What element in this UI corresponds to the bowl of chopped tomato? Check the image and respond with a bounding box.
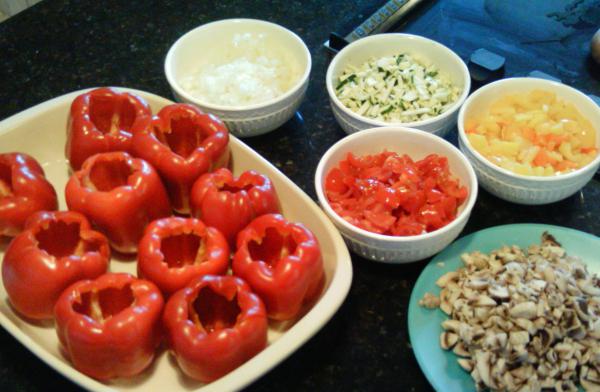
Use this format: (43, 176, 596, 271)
(457, 77, 600, 205)
(315, 127, 478, 263)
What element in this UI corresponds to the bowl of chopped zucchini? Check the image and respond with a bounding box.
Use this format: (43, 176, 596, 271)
(326, 33, 470, 137)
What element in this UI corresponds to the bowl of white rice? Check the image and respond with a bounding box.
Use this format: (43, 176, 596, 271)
(326, 33, 470, 137)
(165, 18, 311, 137)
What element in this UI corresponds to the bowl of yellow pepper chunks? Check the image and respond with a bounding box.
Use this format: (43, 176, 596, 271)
(457, 77, 600, 205)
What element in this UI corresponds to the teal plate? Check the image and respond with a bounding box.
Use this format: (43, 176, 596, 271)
(408, 224, 600, 392)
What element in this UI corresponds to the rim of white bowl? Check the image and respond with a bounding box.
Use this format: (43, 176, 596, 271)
(325, 33, 471, 129)
(165, 18, 312, 112)
(314, 126, 479, 243)
(457, 77, 600, 182)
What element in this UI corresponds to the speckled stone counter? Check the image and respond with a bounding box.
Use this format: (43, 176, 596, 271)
(1, 1, 599, 391)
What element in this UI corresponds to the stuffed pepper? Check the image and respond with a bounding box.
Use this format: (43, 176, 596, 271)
(2, 210, 109, 320)
(54, 273, 164, 380)
(131, 103, 230, 214)
(190, 168, 280, 247)
(137, 217, 230, 295)
(66, 87, 152, 170)
(163, 274, 267, 382)
(65, 151, 171, 254)
(232, 213, 324, 320)
(0, 152, 58, 237)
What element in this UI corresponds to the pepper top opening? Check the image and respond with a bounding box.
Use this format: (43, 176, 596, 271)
(89, 94, 137, 135)
(73, 284, 135, 323)
(248, 227, 298, 268)
(35, 220, 102, 258)
(86, 157, 133, 192)
(219, 181, 256, 194)
(190, 286, 240, 333)
(155, 116, 207, 158)
(0, 160, 13, 197)
(161, 232, 207, 268)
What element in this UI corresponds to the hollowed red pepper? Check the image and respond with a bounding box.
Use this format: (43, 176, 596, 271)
(190, 168, 280, 247)
(54, 273, 164, 380)
(232, 214, 324, 321)
(137, 217, 230, 296)
(163, 274, 267, 382)
(131, 103, 230, 214)
(65, 152, 171, 254)
(66, 87, 152, 170)
(0, 153, 58, 237)
(2, 210, 110, 320)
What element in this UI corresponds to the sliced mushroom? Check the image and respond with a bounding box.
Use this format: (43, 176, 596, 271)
(453, 341, 470, 357)
(457, 358, 474, 372)
(514, 318, 535, 334)
(418, 292, 441, 309)
(544, 266, 557, 283)
(531, 328, 553, 353)
(509, 302, 537, 320)
(475, 351, 497, 389)
(556, 380, 578, 392)
(482, 332, 507, 352)
(436, 271, 459, 288)
(580, 281, 600, 297)
(509, 331, 530, 346)
(581, 366, 600, 392)
(510, 365, 533, 381)
(554, 342, 575, 360)
(467, 277, 490, 290)
(488, 284, 510, 300)
(529, 279, 547, 292)
(468, 295, 496, 307)
(440, 332, 459, 350)
(441, 319, 461, 333)
(542, 231, 561, 247)
(575, 298, 591, 321)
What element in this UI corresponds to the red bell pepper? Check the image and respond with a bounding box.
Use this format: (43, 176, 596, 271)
(0, 153, 58, 237)
(2, 210, 110, 320)
(190, 168, 280, 247)
(66, 87, 152, 170)
(131, 103, 230, 214)
(54, 273, 164, 380)
(232, 214, 324, 321)
(137, 217, 230, 296)
(163, 274, 267, 382)
(65, 152, 171, 254)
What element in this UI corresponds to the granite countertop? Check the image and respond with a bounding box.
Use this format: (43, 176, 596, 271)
(1, 0, 599, 391)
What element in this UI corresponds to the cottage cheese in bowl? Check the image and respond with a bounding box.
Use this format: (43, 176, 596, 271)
(165, 18, 311, 137)
(179, 32, 301, 107)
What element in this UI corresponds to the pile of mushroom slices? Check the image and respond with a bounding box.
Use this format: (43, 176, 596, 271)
(420, 233, 600, 392)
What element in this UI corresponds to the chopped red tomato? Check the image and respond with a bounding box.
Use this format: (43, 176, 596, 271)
(324, 151, 468, 237)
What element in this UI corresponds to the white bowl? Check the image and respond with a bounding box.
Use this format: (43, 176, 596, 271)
(457, 77, 600, 205)
(325, 34, 470, 137)
(314, 127, 478, 263)
(165, 18, 311, 137)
